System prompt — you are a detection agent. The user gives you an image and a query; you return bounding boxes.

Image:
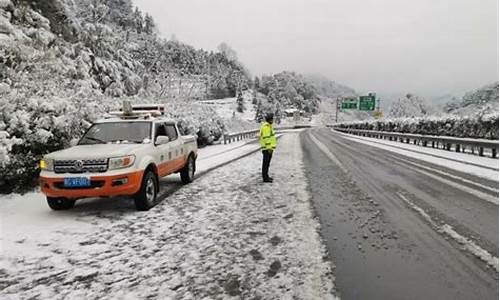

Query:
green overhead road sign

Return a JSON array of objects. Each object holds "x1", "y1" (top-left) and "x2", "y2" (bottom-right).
[
  {"x1": 359, "y1": 95, "x2": 376, "y2": 111},
  {"x1": 341, "y1": 98, "x2": 358, "y2": 109}
]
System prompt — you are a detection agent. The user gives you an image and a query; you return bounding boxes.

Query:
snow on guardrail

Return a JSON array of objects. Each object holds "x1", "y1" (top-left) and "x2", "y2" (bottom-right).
[{"x1": 328, "y1": 125, "x2": 499, "y2": 158}]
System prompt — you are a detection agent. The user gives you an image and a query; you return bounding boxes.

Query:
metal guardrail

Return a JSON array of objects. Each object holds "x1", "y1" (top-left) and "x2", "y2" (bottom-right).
[
  {"x1": 329, "y1": 126, "x2": 499, "y2": 158},
  {"x1": 223, "y1": 129, "x2": 260, "y2": 144},
  {"x1": 223, "y1": 124, "x2": 312, "y2": 144}
]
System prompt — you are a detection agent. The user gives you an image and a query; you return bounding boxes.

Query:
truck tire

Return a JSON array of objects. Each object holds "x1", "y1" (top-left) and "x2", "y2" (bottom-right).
[
  {"x1": 47, "y1": 197, "x2": 75, "y2": 210},
  {"x1": 134, "y1": 170, "x2": 158, "y2": 211},
  {"x1": 180, "y1": 155, "x2": 195, "y2": 184}
]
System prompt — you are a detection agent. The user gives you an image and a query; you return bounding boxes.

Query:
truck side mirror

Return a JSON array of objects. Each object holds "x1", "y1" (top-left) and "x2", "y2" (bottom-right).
[{"x1": 155, "y1": 136, "x2": 170, "y2": 145}]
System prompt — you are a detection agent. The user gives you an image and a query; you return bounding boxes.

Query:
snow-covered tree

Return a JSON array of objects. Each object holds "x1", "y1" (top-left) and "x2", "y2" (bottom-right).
[
  {"x1": 132, "y1": 7, "x2": 143, "y2": 33},
  {"x1": 444, "y1": 82, "x2": 499, "y2": 117},
  {"x1": 217, "y1": 42, "x2": 238, "y2": 61},
  {"x1": 236, "y1": 91, "x2": 245, "y2": 113},
  {"x1": 256, "y1": 71, "x2": 320, "y2": 114},
  {"x1": 0, "y1": 0, "x2": 250, "y2": 192},
  {"x1": 388, "y1": 93, "x2": 435, "y2": 118},
  {"x1": 254, "y1": 76, "x2": 260, "y2": 90},
  {"x1": 143, "y1": 13, "x2": 155, "y2": 35}
]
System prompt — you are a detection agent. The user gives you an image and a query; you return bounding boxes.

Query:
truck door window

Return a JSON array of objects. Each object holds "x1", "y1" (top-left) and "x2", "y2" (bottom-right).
[
  {"x1": 165, "y1": 124, "x2": 178, "y2": 141},
  {"x1": 155, "y1": 124, "x2": 167, "y2": 138}
]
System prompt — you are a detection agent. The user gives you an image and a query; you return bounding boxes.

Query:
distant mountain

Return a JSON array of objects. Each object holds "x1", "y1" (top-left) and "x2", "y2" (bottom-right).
[
  {"x1": 303, "y1": 74, "x2": 357, "y2": 99},
  {"x1": 303, "y1": 74, "x2": 372, "y2": 123},
  {"x1": 444, "y1": 82, "x2": 499, "y2": 117},
  {"x1": 429, "y1": 93, "x2": 460, "y2": 109}
]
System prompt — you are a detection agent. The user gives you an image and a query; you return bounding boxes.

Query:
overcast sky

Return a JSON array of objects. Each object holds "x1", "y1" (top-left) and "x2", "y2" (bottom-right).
[{"x1": 133, "y1": 0, "x2": 498, "y2": 97}]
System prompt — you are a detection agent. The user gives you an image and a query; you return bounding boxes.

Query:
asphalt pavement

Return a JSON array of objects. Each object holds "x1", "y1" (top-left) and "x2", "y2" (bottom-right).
[{"x1": 301, "y1": 128, "x2": 498, "y2": 300}]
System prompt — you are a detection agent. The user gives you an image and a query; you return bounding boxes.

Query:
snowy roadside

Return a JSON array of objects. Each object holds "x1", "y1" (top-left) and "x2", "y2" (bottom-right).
[
  {"x1": 196, "y1": 138, "x2": 261, "y2": 174},
  {"x1": 335, "y1": 130, "x2": 499, "y2": 181},
  {"x1": 1, "y1": 132, "x2": 337, "y2": 299}
]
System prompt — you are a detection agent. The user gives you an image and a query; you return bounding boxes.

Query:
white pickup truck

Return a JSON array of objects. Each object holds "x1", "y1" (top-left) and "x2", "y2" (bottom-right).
[{"x1": 39, "y1": 104, "x2": 198, "y2": 211}]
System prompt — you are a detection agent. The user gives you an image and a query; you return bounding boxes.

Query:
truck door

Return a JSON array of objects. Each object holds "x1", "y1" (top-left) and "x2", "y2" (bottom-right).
[
  {"x1": 154, "y1": 123, "x2": 171, "y2": 177},
  {"x1": 165, "y1": 123, "x2": 184, "y2": 172}
]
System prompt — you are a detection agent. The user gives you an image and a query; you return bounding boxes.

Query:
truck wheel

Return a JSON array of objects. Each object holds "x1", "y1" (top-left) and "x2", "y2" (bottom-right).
[
  {"x1": 47, "y1": 197, "x2": 75, "y2": 210},
  {"x1": 134, "y1": 170, "x2": 158, "y2": 211},
  {"x1": 180, "y1": 155, "x2": 195, "y2": 184}
]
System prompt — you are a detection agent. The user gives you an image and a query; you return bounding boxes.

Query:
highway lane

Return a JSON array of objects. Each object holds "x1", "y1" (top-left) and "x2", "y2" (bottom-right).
[{"x1": 301, "y1": 128, "x2": 498, "y2": 300}]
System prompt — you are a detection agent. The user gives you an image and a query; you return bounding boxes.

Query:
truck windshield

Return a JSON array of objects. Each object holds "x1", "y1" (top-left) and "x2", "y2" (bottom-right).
[{"x1": 79, "y1": 122, "x2": 152, "y2": 145}]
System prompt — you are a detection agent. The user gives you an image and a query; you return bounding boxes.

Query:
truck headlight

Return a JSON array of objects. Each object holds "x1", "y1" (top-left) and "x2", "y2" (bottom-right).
[
  {"x1": 108, "y1": 155, "x2": 135, "y2": 170},
  {"x1": 39, "y1": 158, "x2": 54, "y2": 171}
]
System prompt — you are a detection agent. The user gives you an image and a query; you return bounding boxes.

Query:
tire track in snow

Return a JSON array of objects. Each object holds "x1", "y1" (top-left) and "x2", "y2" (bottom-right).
[{"x1": 397, "y1": 192, "x2": 499, "y2": 272}]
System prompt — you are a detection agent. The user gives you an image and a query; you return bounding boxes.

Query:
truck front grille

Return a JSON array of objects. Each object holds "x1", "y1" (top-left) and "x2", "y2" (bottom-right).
[{"x1": 54, "y1": 159, "x2": 108, "y2": 174}]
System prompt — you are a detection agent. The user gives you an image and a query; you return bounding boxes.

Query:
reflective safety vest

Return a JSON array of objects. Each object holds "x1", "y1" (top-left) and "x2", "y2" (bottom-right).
[{"x1": 259, "y1": 122, "x2": 277, "y2": 150}]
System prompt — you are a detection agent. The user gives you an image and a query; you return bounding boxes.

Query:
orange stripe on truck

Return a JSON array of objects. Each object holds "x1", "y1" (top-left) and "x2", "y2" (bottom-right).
[
  {"x1": 158, "y1": 155, "x2": 187, "y2": 177},
  {"x1": 40, "y1": 170, "x2": 144, "y2": 199}
]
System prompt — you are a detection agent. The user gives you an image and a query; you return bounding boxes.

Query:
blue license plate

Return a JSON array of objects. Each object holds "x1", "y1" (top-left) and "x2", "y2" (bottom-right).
[{"x1": 64, "y1": 177, "x2": 91, "y2": 187}]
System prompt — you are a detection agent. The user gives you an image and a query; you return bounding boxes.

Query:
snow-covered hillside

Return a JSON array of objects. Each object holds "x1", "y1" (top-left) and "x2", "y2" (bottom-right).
[
  {"x1": 388, "y1": 93, "x2": 437, "y2": 118},
  {"x1": 444, "y1": 82, "x2": 499, "y2": 117},
  {"x1": 0, "y1": 0, "x2": 253, "y2": 192},
  {"x1": 198, "y1": 90, "x2": 258, "y2": 132}
]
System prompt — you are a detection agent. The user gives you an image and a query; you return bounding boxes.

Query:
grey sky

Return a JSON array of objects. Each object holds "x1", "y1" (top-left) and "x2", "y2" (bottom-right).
[{"x1": 133, "y1": 0, "x2": 498, "y2": 97}]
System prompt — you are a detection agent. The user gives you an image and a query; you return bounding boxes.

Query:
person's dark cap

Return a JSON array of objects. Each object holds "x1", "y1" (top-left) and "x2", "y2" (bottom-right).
[{"x1": 265, "y1": 113, "x2": 274, "y2": 122}]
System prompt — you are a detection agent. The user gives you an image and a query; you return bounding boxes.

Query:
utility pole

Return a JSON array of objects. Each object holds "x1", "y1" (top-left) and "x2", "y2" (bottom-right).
[{"x1": 335, "y1": 96, "x2": 340, "y2": 123}]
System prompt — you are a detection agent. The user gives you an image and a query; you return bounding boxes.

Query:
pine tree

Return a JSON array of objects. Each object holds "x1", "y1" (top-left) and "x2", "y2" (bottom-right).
[
  {"x1": 254, "y1": 76, "x2": 260, "y2": 91},
  {"x1": 133, "y1": 7, "x2": 143, "y2": 33},
  {"x1": 144, "y1": 13, "x2": 155, "y2": 35},
  {"x1": 252, "y1": 90, "x2": 257, "y2": 105},
  {"x1": 105, "y1": 0, "x2": 134, "y2": 29},
  {"x1": 274, "y1": 102, "x2": 282, "y2": 124},
  {"x1": 236, "y1": 91, "x2": 245, "y2": 113},
  {"x1": 255, "y1": 99, "x2": 263, "y2": 122}
]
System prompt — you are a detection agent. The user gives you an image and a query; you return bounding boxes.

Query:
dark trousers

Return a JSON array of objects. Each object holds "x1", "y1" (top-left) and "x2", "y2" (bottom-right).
[{"x1": 262, "y1": 150, "x2": 273, "y2": 180}]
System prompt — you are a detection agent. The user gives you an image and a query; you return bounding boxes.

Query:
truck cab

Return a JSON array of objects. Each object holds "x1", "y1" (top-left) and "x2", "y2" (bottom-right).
[{"x1": 39, "y1": 104, "x2": 198, "y2": 211}]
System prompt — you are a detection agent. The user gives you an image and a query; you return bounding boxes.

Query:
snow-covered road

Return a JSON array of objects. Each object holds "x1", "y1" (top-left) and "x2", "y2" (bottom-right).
[{"x1": 1, "y1": 133, "x2": 336, "y2": 299}]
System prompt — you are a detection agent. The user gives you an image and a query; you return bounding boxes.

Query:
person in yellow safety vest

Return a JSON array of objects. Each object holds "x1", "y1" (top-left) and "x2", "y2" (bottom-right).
[{"x1": 259, "y1": 113, "x2": 277, "y2": 183}]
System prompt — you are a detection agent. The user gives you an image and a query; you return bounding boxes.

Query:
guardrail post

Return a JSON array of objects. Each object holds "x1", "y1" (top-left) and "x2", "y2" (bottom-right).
[
  {"x1": 431, "y1": 141, "x2": 435, "y2": 148},
  {"x1": 423, "y1": 141, "x2": 427, "y2": 147},
  {"x1": 223, "y1": 134, "x2": 227, "y2": 145},
  {"x1": 455, "y1": 144, "x2": 461, "y2": 152},
  {"x1": 479, "y1": 147, "x2": 484, "y2": 156},
  {"x1": 492, "y1": 148, "x2": 497, "y2": 158},
  {"x1": 446, "y1": 143, "x2": 451, "y2": 151}
]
